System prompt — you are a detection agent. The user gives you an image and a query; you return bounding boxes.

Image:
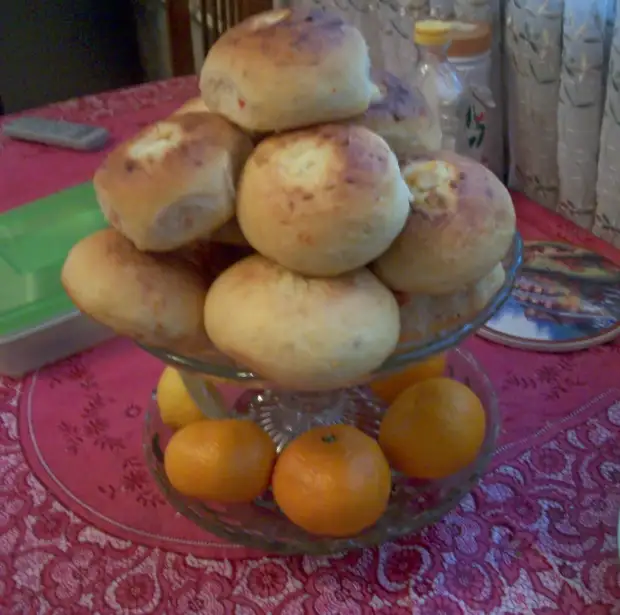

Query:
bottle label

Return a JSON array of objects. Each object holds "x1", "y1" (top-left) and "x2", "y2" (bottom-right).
[{"x1": 465, "y1": 102, "x2": 486, "y2": 156}]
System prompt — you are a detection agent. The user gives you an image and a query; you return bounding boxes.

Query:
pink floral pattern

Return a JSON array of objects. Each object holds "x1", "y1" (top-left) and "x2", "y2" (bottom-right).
[
  {"x1": 3, "y1": 352, "x2": 620, "y2": 613},
  {"x1": 42, "y1": 547, "x2": 101, "y2": 606},
  {"x1": 1, "y1": 78, "x2": 620, "y2": 613}
]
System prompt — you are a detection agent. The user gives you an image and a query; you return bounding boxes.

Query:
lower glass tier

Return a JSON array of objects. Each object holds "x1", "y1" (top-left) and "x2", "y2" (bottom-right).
[{"x1": 143, "y1": 347, "x2": 500, "y2": 554}]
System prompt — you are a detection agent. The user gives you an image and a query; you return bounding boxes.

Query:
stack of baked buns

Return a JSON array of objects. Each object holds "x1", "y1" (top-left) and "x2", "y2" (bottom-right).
[{"x1": 62, "y1": 8, "x2": 516, "y2": 391}]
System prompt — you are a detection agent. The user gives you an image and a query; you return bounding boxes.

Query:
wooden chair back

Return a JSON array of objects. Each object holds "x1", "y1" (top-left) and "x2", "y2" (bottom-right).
[{"x1": 166, "y1": 0, "x2": 273, "y2": 76}]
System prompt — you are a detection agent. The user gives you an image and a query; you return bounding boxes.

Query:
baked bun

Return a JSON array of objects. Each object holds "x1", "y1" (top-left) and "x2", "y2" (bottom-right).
[
  {"x1": 199, "y1": 9, "x2": 380, "y2": 132},
  {"x1": 373, "y1": 152, "x2": 516, "y2": 294},
  {"x1": 210, "y1": 219, "x2": 251, "y2": 247},
  {"x1": 94, "y1": 113, "x2": 254, "y2": 252},
  {"x1": 61, "y1": 228, "x2": 211, "y2": 355},
  {"x1": 171, "y1": 97, "x2": 210, "y2": 116},
  {"x1": 204, "y1": 255, "x2": 401, "y2": 390},
  {"x1": 347, "y1": 71, "x2": 437, "y2": 159},
  {"x1": 398, "y1": 263, "x2": 505, "y2": 343},
  {"x1": 237, "y1": 124, "x2": 411, "y2": 276}
]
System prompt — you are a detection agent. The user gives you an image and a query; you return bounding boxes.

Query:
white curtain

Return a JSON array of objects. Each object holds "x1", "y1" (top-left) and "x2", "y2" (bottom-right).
[{"x1": 288, "y1": 0, "x2": 620, "y2": 248}]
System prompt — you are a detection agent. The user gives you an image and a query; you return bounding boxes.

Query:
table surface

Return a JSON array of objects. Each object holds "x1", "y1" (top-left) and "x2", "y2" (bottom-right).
[{"x1": 1, "y1": 77, "x2": 620, "y2": 615}]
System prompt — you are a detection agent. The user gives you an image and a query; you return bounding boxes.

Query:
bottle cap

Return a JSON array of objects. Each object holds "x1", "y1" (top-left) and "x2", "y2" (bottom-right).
[
  {"x1": 414, "y1": 20, "x2": 452, "y2": 46},
  {"x1": 445, "y1": 21, "x2": 492, "y2": 57}
]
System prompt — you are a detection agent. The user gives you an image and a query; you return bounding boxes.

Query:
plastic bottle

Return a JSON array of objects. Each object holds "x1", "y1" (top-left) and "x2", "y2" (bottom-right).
[
  {"x1": 413, "y1": 20, "x2": 468, "y2": 153},
  {"x1": 446, "y1": 21, "x2": 495, "y2": 165}
]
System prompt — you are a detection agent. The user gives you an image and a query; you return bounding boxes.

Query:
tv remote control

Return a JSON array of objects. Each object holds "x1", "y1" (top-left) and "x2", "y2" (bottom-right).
[{"x1": 2, "y1": 116, "x2": 110, "y2": 151}]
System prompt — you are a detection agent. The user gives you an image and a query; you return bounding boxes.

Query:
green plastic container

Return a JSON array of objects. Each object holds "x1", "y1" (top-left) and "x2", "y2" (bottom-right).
[{"x1": 0, "y1": 182, "x2": 115, "y2": 377}]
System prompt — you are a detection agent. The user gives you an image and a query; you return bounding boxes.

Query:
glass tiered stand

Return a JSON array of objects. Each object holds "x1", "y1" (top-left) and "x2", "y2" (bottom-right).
[{"x1": 142, "y1": 234, "x2": 523, "y2": 554}]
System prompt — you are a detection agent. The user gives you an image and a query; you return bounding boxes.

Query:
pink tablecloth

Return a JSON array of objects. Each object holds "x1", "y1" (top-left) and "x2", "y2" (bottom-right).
[{"x1": 1, "y1": 77, "x2": 620, "y2": 614}]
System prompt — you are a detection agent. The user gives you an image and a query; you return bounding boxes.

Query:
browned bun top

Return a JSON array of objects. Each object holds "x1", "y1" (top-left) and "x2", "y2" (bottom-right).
[
  {"x1": 348, "y1": 71, "x2": 436, "y2": 158},
  {"x1": 363, "y1": 71, "x2": 429, "y2": 126},
  {"x1": 214, "y1": 9, "x2": 351, "y2": 67},
  {"x1": 237, "y1": 123, "x2": 411, "y2": 276},
  {"x1": 61, "y1": 228, "x2": 212, "y2": 354},
  {"x1": 94, "y1": 112, "x2": 254, "y2": 252},
  {"x1": 199, "y1": 9, "x2": 379, "y2": 132},
  {"x1": 373, "y1": 151, "x2": 516, "y2": 294}
]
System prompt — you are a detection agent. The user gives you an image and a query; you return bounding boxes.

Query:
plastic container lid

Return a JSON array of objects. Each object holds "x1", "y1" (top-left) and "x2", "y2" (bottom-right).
[
  {"x1": 0, "y1": 182, "x2": 107, "y2": 338},
  {"x1": 414, "y1": 20, "x2": 452, "y2": 46},
  {"x1": 446, "y1": 21, "x2": 492, "y2": 58}
]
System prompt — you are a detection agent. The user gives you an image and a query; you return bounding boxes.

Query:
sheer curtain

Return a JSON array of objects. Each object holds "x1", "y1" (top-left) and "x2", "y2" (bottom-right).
[{"x1": 287, "y1": 0, "x2": 620, "y2": 248}]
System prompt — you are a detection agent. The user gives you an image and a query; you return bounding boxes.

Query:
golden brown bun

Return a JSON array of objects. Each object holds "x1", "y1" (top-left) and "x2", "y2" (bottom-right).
[
  {"x1": 171, "y1": 97, "x2": 210, "y2": 116},
  {"x1": 397, "y1": 263, "x2": 506, "y2": 343},
  {"x1": 346, "y1": 71, "x2": 438, "y2": 159},
  {"x1": 61, "y1": 228, "x2": 211, "y2": 355},
  {"x1": 199, "y1": 9, "x2": 380, "y2": 132},
  {"x1": 204, "y1": 255, "x2": 401, "y2": 390},
  {"x1": 373, "y1": 152, "x2": 516, "y2": 294},
  {"x1": 209, "y1": 219, "x2": 251, "y2": 247},
  {"x1": 237, "y1": 124, "x2": 411, "y2": 276},
  {"x1": 94, "y1": 113, "x2": 254, "y2": 252}
]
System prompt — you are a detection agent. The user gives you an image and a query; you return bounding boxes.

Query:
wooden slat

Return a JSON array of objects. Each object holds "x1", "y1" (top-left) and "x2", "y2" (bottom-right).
[
  {"x1": 167, "y1": 0, "x2": 196, "y2": 76},
  {"x1": 166, "y1": 0, "x2": 276, "y2": 77}
]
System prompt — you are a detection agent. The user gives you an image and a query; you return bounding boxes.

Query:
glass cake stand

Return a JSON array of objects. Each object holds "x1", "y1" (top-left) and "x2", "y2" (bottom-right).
[{"x1": 141, "y1": 233, "x2": 523, "y2": 554}]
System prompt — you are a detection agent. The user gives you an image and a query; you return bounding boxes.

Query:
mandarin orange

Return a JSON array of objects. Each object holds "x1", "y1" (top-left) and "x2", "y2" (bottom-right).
[
  {"x1": 369, "y1": 352, "x2": 447, "y2": 405},
  {"x1": 157, "y1": 367, "x2": 224, "y2": 429},
  {"x1": 164, "y1": 419, "x2": 276, "y2": 502},
  {"x1": 272, "y1": 424, "x2": 392, "y2": 537},
  {"x1": 378, "y1": 377, "x2": 485, "y2": 480}
]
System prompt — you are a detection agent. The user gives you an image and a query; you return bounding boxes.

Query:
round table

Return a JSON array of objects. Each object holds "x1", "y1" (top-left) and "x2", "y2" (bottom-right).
[{"x1": 1, "y1": 77, "x2": 619, "y2": 614}]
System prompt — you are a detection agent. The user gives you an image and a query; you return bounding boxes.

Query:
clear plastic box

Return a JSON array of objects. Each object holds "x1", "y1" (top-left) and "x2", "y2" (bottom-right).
[{"x1": 0, "y1": 182, "x2": 115, "y2": 377}]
